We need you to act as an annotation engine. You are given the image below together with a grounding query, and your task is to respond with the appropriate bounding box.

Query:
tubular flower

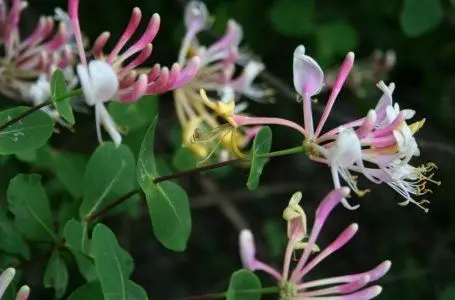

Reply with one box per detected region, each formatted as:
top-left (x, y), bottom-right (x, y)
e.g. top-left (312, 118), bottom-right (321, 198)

top-left (209, 45), bottom-right (438, 210)
top-left (239, 188), bottom-right (391, 300)
top-left (0, 268), bottom-right (30, 300)
top-left (175, 1), bottom-right (271, 160)
top-left (0, 0), bottom-right (75, 102)
top-left (67, 0), bottom-right (200, 146)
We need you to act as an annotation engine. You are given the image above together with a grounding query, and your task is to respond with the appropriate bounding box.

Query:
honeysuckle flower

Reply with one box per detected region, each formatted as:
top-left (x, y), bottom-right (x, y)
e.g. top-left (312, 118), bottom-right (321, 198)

top-left (239, 188), bottom-right (391, 300)
top-left (207, 45), bottom-right (437, 210)
top-left (68, 0), bottom-right (200, 146)
top-left (0, 268), bottom-right (30, 300)
top-left (0, 0), bottom-right (74, 102)
top-left (175, 1), bottom-right (271, 160)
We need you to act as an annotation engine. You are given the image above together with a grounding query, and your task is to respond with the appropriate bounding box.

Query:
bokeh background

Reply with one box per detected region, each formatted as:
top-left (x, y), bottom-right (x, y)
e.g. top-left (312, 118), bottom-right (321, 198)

top-left (2, 0), bottom-right (455, 299)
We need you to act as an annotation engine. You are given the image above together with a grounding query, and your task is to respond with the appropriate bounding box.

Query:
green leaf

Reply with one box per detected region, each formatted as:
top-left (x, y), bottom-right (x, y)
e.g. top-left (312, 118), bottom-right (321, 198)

top-left (51, 151), bottom-right (87, 199)
top-left (43, 252), bottom-right (69, 298)
top-left (137, 117), bottom-right (192, 251)
top-left (67, 282), bottom-right (103, 300)
top-left (7, 174), bottom-right (56, 241)
top-left (125, 281), bottom-right (148, 300)
top-left (172, 147), bottom-right (197, 171)
top-left (316, 21), bottom-right (358, 63)
top-left (268, 0), bottom-right (314, 37)
top-left (0, 205), bottom-right (30, 259)
top-left (227, 269), bottom-right (262, 300)
top-left (400, 0), bottom-right (443, 37)
top-left (92, 224), bottom-right (130, 300)
top-left (0, 107), bottom-right (54, 155)
top-left (72, 250), bottom-right (98, 282)
top-left (50, 69), bottom-right (74, 124)
top-left (247, 127), bottom-right (272, 190)
top-left (80, 142), bottom-right (136, 219)
top-left (109, 95), bottom-right (158, 132)
top-left (63, 219), bottom-right (89, 253)
top-left (441, 285), bottom-right (455, 300)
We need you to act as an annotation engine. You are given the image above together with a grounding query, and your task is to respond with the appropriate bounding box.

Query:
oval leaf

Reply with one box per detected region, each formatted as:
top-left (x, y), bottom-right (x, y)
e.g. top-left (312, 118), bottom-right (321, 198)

top-left (7, 174), bottom-right (56, 241)
top-left (400, 0), bottom-right (443, 37)
top-left (92, 224), bottom-right (130, 300)
top-left (43, 252), bottom-right (69, 298)
top-left (227, 269), bottom-right (262, 300)
top-left (0, 107), bottom-right (54, 154)
top-left (0, 205), bottom-right (30, 259)
top-left (50, 69), bottom-right (74, 125)
top-left (247, 126), bottom-right (272, 190)
top-left (80, 142), bottom-right (136, 219)
top-left (137, 117), bottom-right (192, 251)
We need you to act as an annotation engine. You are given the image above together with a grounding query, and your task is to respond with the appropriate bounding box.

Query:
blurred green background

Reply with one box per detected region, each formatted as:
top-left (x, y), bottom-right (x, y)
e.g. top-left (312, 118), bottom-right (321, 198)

top-left (4, 0), bottom-right (455, 299)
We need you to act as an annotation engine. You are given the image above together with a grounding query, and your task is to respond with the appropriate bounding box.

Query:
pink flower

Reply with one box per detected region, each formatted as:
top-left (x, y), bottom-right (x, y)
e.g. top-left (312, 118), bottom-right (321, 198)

top-left (222, 46), bottom-right (437, 211)
top-left (0, 0), bottom-right (74, 102)
top-left (239, 188), bottom-right (391, 300)
top-left (68, 0), bottom-right (201, 146)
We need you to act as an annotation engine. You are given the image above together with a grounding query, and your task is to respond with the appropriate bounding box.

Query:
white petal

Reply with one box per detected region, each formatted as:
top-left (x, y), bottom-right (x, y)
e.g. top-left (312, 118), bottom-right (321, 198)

top-left (184, 1), bottom-right (209, 33)
top-left (87, 60), bottom-right (119, 103)
top-left (97, 103), bottom-right (122, 147)
top-left (293, 45), bottom-right (324, 97)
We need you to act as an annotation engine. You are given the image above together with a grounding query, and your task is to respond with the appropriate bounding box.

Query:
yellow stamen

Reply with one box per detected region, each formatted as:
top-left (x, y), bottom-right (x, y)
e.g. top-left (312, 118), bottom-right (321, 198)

top-left (199, 89), bottom-right (237, 127)
top-left (408, 118), bottom-right (426, 135)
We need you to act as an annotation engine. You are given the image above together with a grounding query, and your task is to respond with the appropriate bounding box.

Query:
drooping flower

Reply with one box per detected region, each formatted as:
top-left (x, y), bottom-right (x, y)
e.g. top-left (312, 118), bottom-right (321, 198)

top-left (0, 267), bottom-right (30, 300)
top-left (239, 188), bottom-right (391, 300)
top-left (0, 0), bottom-right (75, 102)
top-left (67, 0), bottom-right (200, 146)
top-left (175, 1), bottom-right (271, 160)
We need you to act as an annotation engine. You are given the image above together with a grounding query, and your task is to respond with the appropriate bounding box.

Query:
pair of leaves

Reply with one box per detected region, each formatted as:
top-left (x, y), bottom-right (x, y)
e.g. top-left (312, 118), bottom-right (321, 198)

top-left (137, 117), bottom-right (192, 251)
top-left (65, 223), bottom-right (146, 300)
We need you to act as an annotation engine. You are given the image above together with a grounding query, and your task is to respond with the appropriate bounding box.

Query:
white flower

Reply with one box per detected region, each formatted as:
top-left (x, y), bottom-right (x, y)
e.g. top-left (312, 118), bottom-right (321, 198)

top-left (77, 60), bottom-right (122, 146)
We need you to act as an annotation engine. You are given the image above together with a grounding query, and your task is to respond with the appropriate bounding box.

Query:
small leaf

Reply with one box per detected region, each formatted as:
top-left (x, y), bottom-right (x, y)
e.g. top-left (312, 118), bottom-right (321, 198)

top-left (71, 250), bottom-right (98, 282)
top-left (125, 281), bottom-right (148, 300)
top-left (50, 69), bottom-right (74, 124)
top-left (441, 285), bottom-right (455, 300)
top-left (0, 107), bottom-right (54, 155)
top-left (109, 95), bottom-right (158, 132)
top-left (92, 224), bottom-right (130, 300)
top-left (80, 142), bottom-right (136, 219)
top-left (0, 205), bottom-right (30, 259)
top-left (247, 127), bottom-right (272, 190)
top-left (400, 0), bottom-right (443, 37)
top-left (137, 117), bottom-right (192, 251)
top-left (268, 0), bottom-right (314, 37)
top-left (7, 174), bottom-right (56, 241)
top-left (43, 252), bottom-right (69, 298)
top-left (67, 282), bottom-right (103, 300)
top-left (227, 269), bottom-right (262, 300)
top-left (63, 219), bottom-right (89, 253)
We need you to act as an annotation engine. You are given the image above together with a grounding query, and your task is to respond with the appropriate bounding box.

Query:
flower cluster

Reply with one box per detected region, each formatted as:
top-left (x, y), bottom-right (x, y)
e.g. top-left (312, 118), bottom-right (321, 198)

top-left (174, 1), bottom-right (271, 161)
top-left (239, 189), bottom-right (391, 300)
top-left (199, 45), bottom-right (438, 210)
top-left (68, 0), bottom-right (200, 146)
top-left (0, 0), bottom-right (77, 120)
top-left (0, 267), bottom-right (30, 300)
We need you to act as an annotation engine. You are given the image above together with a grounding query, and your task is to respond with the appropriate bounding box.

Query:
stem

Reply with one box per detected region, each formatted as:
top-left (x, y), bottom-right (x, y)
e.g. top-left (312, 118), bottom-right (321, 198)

top-left (153, 158), bottom-right (243, 184)
top-left (85, 188), bottom-right (142, 222)
top-left (85, 159), bottom-right (243, 222)
top-left (0, 88), bottom-right (82, 131)
top-left (257, 145), bottom-right (306, 158)
top-left (0, 100), bottom-right (52, 131)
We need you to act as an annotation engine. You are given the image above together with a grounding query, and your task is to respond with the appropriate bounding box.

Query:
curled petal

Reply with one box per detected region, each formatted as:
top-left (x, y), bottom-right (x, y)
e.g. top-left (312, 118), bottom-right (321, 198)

top-left (293, 45), bottom-right (324, 97)
top-left (172, 56), bottom-right (201, 89)
top-left (356, 110), bottom-right (377, 139)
